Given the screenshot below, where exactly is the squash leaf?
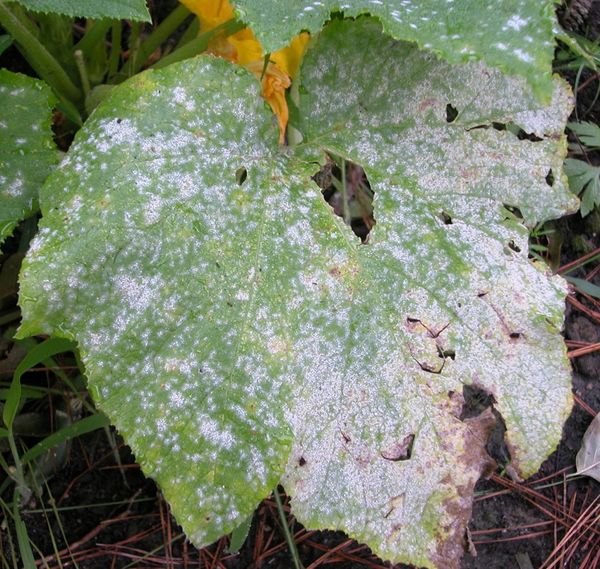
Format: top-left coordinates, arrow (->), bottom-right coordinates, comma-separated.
18,19 -> 576,569
232,0 -> 558,97
0,69 -> 57,246
8,0 -> 151,21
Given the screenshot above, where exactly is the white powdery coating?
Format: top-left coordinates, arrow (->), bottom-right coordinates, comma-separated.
18,21 -> 573,569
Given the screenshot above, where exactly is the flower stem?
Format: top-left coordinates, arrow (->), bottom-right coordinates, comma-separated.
127,21 -> 142,77
151,18 -> 245,70
174,16 -> 199,50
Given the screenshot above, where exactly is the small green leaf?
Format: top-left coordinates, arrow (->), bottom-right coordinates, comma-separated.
0,70 -> 57,247
232,0 -> 557,97
8,0 -> 150,22
568,121 -> 600,149
564,158 -> 600,216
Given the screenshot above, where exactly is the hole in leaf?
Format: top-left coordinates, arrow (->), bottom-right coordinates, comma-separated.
381,434 -> 415,461
437,346 -> 456,360
507,240 -> 521,253
467,123 -> 542,142
439,211 -> 453,225
417,360 -> 444,374
460,384 -> 495,420
503,204 -> 523,221
516,128 -> 543,142
546,169 -> 555,187
313,154 -> 375,242
235,166 -> 247,186
461,395 -> 511,469
509,331 -> 522,340
298,456 -> 306,466
446,103 -> 459,123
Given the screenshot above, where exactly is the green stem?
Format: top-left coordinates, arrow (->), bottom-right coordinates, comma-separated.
74,49 -> 91,95
127,21 -> 142,78
0,0 -> 81,103
108,21 -> 122,79
73,18 -> 112,57
119,4 -> 191,77
151,19 -> 245,70
273,489 -> 304,569
341,156 -> 350,225
175,16 -> 199,50
7,429 -> 28,502
287,78 -> 302,147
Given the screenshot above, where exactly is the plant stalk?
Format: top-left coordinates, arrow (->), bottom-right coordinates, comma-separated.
273,489 -> 304,569
151,19 -> 245,70
341,157 -> 351,225
73,18 -> 112,57
174,16 -> 199,50
119,4 -> 191,77
74,49 -> 91,95
108,21 -> 122,79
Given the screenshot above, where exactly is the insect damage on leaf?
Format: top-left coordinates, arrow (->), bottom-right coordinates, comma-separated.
18,18 -> 576,569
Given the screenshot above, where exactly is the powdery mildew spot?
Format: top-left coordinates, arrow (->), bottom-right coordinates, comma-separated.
18,19 -> 574,569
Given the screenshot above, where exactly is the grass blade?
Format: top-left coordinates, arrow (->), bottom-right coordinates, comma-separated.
3,338 -> 75,430
565,276 -> 600,299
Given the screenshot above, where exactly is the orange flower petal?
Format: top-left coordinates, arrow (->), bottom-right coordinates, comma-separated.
270,32 -> 310,79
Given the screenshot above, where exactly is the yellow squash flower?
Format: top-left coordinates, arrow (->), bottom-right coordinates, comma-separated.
179,0 -> 309,143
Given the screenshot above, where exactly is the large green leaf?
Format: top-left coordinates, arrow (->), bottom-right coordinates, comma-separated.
8,0 -> 150,21
232,0 -> 558,97
0,69 -> 57,246
18,19 -> 576,569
